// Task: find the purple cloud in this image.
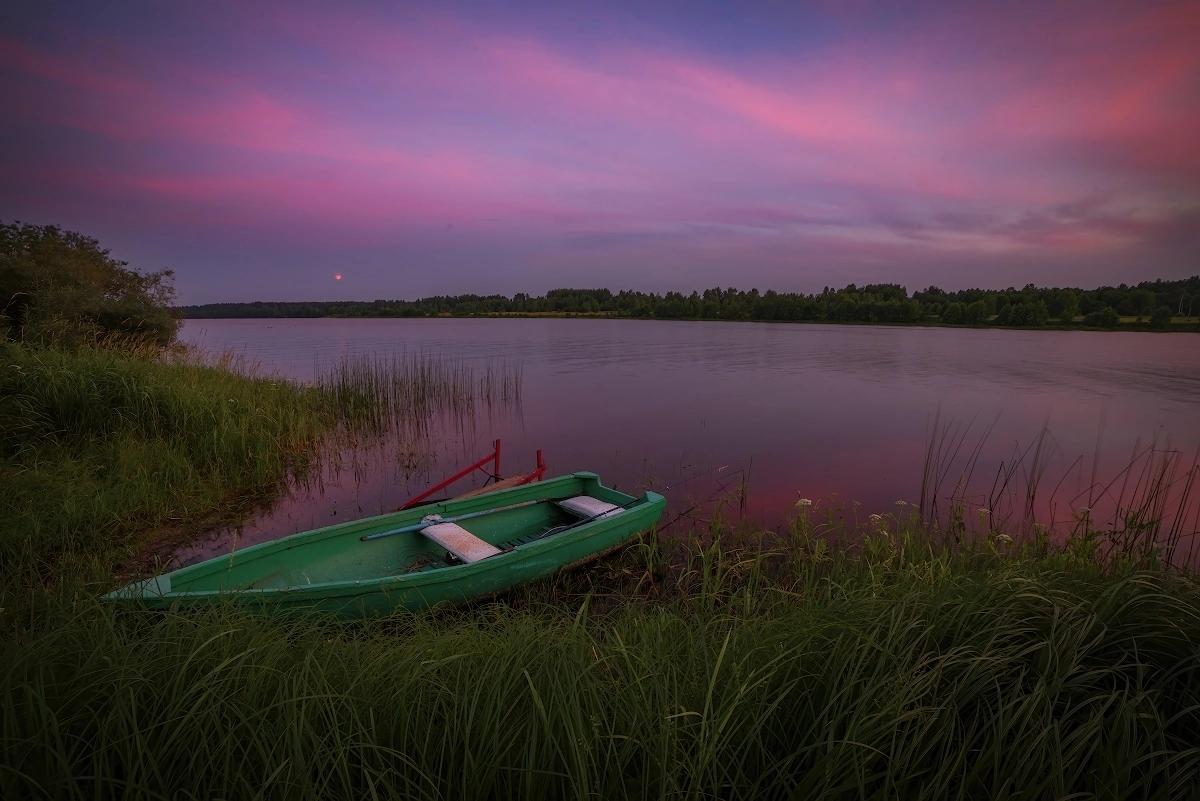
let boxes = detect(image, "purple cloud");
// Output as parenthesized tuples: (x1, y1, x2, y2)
(0, 1, 1196, 302)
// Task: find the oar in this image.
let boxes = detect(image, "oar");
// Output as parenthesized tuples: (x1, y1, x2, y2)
(359, 498, 551, 541)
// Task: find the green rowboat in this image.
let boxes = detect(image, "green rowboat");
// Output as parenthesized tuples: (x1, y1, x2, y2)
(104, 472, 665, 617)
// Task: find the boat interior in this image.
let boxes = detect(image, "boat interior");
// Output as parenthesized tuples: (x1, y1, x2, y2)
(167, 492, 625, 593)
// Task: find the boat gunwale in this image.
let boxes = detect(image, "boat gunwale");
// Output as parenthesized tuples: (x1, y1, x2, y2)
(157, 472, 595, 586)
(106, 473, 664, 602)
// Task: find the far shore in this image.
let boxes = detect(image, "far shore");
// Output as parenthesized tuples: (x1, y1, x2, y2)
(178, 309, 1200, 333)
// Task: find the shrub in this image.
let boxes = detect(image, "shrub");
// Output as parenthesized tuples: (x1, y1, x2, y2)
(0, 222, 178, 346)
(963, 300, 988, 324)
(1083, 306, 1121, 328)
(1150, 305, 1173, 329)
(997, 300, 1049, 327)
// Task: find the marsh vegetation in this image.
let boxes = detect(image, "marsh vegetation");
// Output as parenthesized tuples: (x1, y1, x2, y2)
(3, 223, 1199, 799)
(0, 341, 523, 595)
(4, 518, 1200, 799)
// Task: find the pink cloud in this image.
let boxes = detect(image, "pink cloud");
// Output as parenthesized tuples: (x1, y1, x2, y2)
(1, 0, 1197, 278)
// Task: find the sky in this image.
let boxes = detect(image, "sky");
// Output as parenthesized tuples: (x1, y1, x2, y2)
(1, 0, 1198, 304)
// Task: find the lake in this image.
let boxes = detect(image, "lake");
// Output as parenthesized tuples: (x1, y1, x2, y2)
(176, 318, 1200, 563)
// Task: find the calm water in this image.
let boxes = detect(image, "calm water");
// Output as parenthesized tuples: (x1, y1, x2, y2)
(176, 318, 1200, 562)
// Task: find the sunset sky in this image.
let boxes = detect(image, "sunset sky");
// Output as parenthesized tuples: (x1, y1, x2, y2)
(2, 1, 1198, 303)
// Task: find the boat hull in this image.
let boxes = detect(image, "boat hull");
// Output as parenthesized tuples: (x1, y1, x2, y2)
(104, 472, 665, 617)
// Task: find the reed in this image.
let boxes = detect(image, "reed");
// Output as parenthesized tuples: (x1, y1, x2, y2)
(315, 351, 522, 436)
(917, 414, 1200, 567)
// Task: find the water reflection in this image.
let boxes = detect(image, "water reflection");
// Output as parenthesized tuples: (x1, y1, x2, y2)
(176, 318, 1200, 566)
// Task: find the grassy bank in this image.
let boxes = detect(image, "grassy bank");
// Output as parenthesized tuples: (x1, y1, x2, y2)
(0, 343, 520, 605)
(3, 343, 1199, 799)
(0, 342, 331, 594)
(3, 534, 1199, 799)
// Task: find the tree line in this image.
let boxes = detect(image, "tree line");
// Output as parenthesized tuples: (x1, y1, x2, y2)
(4, 221, 1194, 338)
(182, 278, 1199, 329)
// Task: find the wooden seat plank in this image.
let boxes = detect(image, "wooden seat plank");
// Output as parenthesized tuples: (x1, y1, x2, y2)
(421, 522, 502, 563)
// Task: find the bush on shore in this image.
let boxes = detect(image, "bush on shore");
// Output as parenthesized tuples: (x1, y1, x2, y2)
(1, 222, 178, 347)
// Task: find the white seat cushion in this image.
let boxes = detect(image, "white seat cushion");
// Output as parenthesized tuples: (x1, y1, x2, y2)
(558, 496, 623, 520)
(421, 522, 502, 563)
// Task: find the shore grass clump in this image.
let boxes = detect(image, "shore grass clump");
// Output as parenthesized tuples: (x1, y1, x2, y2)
(2, 534, 1198, 800)
(0, 341, 329, 590)
(0, 342, 524, 598)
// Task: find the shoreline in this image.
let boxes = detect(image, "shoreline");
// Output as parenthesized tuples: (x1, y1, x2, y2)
(178, 310, 1200, 334)
(5, 340, 1200, 800)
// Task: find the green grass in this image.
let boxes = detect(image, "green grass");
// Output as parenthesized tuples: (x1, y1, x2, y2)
(0, 342, 522, 604)
(3, 534, 1199, 799)
(2, 342, 1198, 799)
(0, 342, 331, 593)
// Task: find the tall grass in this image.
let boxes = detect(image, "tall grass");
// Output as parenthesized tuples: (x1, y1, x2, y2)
(0, 342, 329, 590)
(918, 414, 1200, 567)
(4, 343, 1199, 798)
(2, 531, 1198, 800)
(0, 343, 523, 602)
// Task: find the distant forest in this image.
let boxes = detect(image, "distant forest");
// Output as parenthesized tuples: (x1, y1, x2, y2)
(181, 276, 1200, 329)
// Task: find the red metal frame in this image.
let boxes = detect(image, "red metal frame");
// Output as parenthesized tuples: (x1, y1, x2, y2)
(515, 449, 547, 486)
(398, 441, 546, 509)
(400, 439, 501, 509)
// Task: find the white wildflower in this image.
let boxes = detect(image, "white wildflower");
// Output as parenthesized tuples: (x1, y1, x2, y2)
(795, 498, 813, 508)
(996, 533, 1013, 545)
